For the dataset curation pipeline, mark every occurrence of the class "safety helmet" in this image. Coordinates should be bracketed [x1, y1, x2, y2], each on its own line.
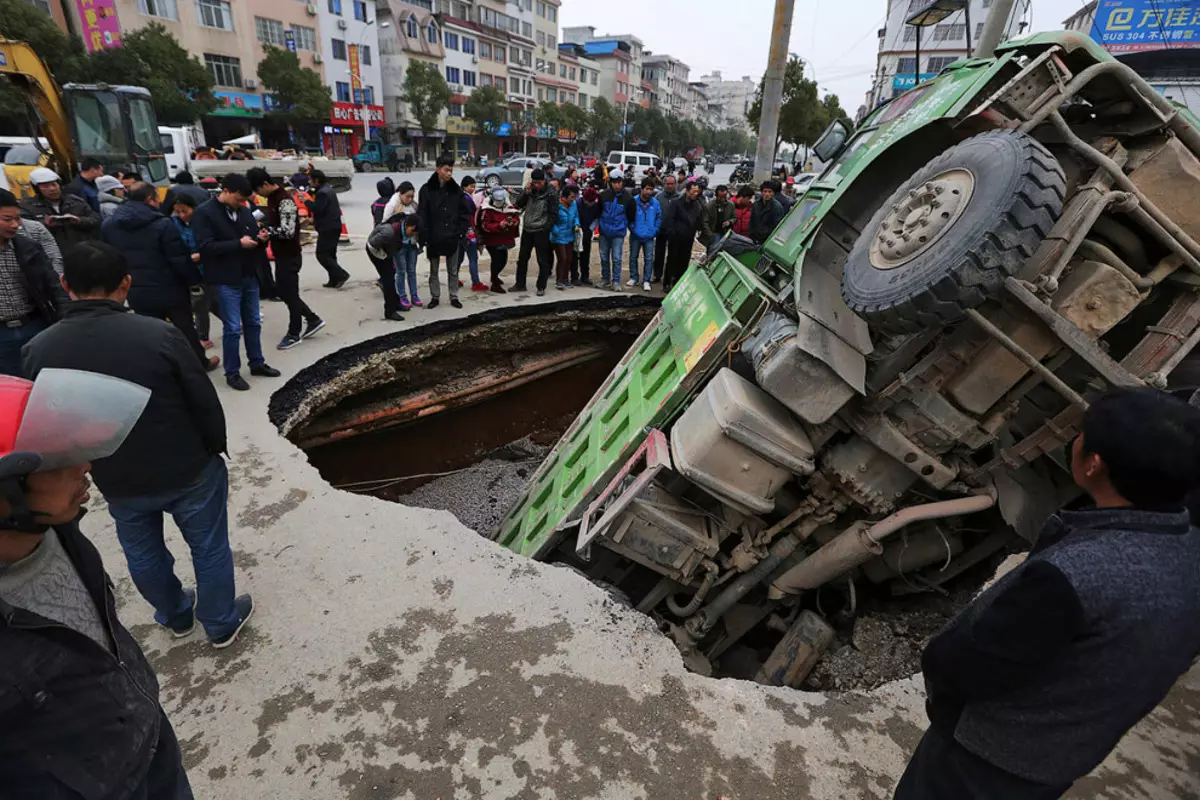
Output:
[29, 167, 61, 185]
[609, 170, 625, 182]
[0, 370, 149, 530]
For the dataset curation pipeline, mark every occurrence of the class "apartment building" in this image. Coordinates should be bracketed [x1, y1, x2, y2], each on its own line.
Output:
[867, 0, 1023, 109]
[317, 0, 384, 155]
[562, 26, 649, 108]
[642, 51, 689, 116]
[376, 0, 446, 159]
[698, 70, 756, 133]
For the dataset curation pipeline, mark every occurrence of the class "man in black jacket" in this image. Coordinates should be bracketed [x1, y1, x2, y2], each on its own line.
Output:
[306, 169, 350, 288]
[23, 241, 255, 651]
[65, 156, 105, 214]
[20, 167, 101, 252]
[191, 173, 282, 391]
[513, 167, 559, 294]
[101, 182, 216, 372]
[0, 365, 193, 799]
[417, 154, 471, 309]
[896, 387, 1200, 799]
[748, 181, 785, 244]
[0, 189, 68, 376]
[661, 182, 703, 293]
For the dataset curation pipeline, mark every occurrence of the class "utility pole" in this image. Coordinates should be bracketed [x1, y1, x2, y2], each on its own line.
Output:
[753, 0, 796, 185]
[974, 0, 1018, 57]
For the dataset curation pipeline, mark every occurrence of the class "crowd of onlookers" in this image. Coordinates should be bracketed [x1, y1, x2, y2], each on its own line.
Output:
[365, 155, 802, 309]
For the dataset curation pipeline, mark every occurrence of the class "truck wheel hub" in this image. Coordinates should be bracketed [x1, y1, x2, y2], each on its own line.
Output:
[869, 169, 975, 269]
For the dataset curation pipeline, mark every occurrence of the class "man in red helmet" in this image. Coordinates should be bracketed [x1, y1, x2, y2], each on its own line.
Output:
[0, 367, 195, 798]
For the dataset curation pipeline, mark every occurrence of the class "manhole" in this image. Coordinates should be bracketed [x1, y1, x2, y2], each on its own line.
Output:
[272, 297, 1005, 690]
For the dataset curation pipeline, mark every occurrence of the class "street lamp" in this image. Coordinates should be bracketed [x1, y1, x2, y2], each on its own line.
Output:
[905, 0, 968, 95]
[348, 20, 388, 149]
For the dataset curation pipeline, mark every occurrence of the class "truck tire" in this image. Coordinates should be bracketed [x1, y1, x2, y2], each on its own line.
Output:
[841, 131, 1066, 333]
[360, 161, 375, 173]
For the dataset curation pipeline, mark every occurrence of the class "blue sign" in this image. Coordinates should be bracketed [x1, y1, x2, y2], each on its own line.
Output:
[1093, 0, 1200, 52]
[284, 29, 296, 53]
[212, 90, 264, 118]
[893, 73, 937, 91]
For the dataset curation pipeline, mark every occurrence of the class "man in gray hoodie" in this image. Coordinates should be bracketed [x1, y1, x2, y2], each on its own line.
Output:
[653, 175, 681, 283]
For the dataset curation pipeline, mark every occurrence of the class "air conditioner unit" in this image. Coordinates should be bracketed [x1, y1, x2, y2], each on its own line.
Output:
[313, 53, 323, 64]
[337, 18, 348, 29]
[244, 78, 258, 89]
[305, 1, 316, 12]
[472, 55, 479, 63]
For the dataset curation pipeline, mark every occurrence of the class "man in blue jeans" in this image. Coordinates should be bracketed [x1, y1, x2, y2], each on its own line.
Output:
[191, 173, 282, 391]
[22, 240, 255, 649]
[596, 171, 635, 291]
[627, 178, 661, 291]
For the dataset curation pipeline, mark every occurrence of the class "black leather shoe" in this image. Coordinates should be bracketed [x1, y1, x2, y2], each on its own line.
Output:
[250, 364, 282, 378]
[226, 374, 250, 391]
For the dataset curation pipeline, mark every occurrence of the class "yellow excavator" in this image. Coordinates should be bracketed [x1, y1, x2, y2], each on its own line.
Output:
[0, 39, 167, 198]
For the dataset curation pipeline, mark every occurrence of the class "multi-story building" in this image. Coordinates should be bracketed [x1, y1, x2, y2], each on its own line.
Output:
[1063, 0, 1200, 110]
[318, 0, 384, 155]
[698, 71, 756, 133]
[642, 52, 689, 116]
[686, 81, 719, 127]
[377, 0, 446, 160]
[562, 26, 649, 108]
[439, 12, 484, 158]
[866, 0, 1024, 109]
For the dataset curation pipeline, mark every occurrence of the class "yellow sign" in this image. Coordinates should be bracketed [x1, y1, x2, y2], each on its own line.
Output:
[349, 44, 361, 91]
[445, 117, 478, 135]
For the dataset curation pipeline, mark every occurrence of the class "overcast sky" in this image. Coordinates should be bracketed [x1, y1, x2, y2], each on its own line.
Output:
[560, 0, 1085, 112]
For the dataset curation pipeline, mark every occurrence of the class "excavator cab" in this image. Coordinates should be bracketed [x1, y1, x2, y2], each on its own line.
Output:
[62, 84, 168, 184]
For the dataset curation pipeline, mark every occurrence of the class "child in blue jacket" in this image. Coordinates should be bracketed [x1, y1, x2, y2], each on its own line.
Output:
[550, 185, 581, 291]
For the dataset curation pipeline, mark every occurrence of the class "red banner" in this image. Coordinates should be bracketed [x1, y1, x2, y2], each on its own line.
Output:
[349, 44, 361, 91]
[331, 102, 386, 127]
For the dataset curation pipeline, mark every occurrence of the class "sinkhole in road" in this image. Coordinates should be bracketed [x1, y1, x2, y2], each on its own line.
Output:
[270, 295, 993, 691]
[269, 296, 658, 533]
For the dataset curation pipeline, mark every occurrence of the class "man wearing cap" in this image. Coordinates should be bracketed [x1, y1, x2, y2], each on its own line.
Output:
[0, 364, 195, 797]
[20, 167, 100, 252]
[95, 174, 127, 220]
[0, 189, 69, 377]
[24, 240, 254, 653]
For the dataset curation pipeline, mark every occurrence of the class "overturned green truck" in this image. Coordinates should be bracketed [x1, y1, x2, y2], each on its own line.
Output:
[493, 32, 1200, 684]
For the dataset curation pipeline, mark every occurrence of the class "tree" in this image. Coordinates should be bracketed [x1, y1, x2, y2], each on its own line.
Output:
[88, 24, 216, 123]
[586, 97, 621, 152]
[257, 46, 331, 124]
[747, 55, 837, 158]
[0, 0, 88, 82]
[464, 85, 508, 136]
[558, 103, 590, 144]
[401, 61, 451, 135]
[532, 100, 564, 131]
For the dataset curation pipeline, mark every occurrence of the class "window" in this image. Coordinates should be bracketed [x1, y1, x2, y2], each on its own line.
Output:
[896, 56, 917, 74]
[570, 67, 575, 80]
[327, 0, 340, 13]
[537, 87, 544, 101]
[353, 0, 366, 19]
[292, 24, 316, 51]
[975, 22, 984, 40]
[463, 70, 476, 87]
[927, 55, 958, 71]
[196, 0, 233, 29]
[903, 26, 918, 42]
[495, 46, 505, 62]
[332, 38, 347, 59]
[137, 0, 178, 21]
[480, 41, 491, 58]
[579, 92, 587, 109]
[932, 23, 965, 41]
[255, 17, 285, 46]
[462, 37, 475, 54]
[336, 81, 351, 102]
[546, 60, 555, 74]
[406, 15, 417, 37]
[448, 103, 464, 117]
[591, 71, 597, 85]
[427, 22, 438, 42]
[360, 44, 371, 64]
[536, 30, 545, 45]
[559, 64, 566, 77]
[481, 74, 492, 86]
[536, 0, 545, 15]
[548, 5, 555, 21]
[522, 21, 532, 37]
[446, 66, 460, 83]
[204, 53, 242, 87]
[444, 32, 458, 49]
[559, 89, 567, 103]
[548, 35, 555, 48]
[495, 77, 506, 92]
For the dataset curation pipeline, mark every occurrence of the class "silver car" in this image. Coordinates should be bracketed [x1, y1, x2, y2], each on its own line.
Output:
[477, 157, 549, 188]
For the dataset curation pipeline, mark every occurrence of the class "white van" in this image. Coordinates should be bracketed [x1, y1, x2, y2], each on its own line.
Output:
[606, 150, 663, 179]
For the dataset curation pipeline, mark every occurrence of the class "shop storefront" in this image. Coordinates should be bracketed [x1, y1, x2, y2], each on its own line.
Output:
[321, 102, 386, 157]
[202, 91, 263, 147]
[445, 117, 478, 159]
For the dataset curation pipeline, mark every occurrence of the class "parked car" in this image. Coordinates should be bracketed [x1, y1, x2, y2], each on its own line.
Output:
[476, 157, 550, 188]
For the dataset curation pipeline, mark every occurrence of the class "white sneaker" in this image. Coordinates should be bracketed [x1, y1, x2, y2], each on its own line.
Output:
[626, 278, 637, 286]
[643, 281, 651, 291]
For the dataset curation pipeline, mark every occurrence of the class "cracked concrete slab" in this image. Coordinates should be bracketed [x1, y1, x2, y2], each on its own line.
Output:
[85, 176, 1200, 799]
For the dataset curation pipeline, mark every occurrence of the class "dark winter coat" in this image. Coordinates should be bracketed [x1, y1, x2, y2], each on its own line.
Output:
[19, 190, 100, 251]
[191, 197, 264, 286]
[23, 299, 227, 497]
[0, 519, 163, 799]
[4, 235, 69, 323]
[418, 174, 471, 257]
[371, 177, 396, 226]
[663, 195, 703, 242]
[749, 197, 784, 243]
[65, 174, 100, 213]
[100, 200, 198, 310]
[161, 183, 210, 215]
[514, 184, 560, 233]
[308, 183, 342, 235]
[700, 197, 736, 246]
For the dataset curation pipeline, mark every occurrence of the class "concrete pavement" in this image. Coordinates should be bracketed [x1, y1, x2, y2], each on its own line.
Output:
[86, 174, 1200, 799]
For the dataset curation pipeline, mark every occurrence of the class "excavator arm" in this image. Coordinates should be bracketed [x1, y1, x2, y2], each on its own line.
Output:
[0, 39, 77, 181]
